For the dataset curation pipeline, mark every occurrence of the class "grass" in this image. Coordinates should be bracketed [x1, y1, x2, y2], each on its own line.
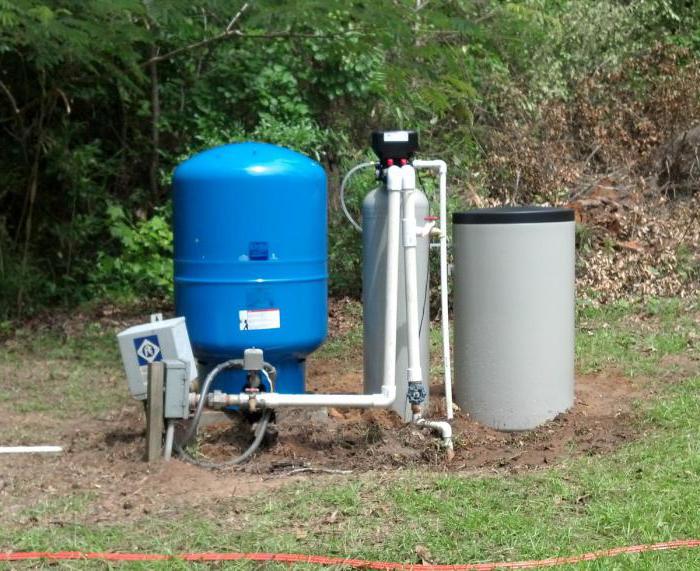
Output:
[315, 300, 364, 361]
[0, 297, 698, 569]
[576, 297, 696, 376]
[0, 321, 126, 418]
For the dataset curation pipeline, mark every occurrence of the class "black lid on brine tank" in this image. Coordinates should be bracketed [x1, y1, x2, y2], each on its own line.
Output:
[453, 206, 575, 225]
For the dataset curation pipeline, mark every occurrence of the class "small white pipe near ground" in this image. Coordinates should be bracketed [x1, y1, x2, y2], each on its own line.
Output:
[0, 446, 62, 454]
[412, 159, 454, 420]
[163, 420, 175, 461]
[413, 415, 454, 459]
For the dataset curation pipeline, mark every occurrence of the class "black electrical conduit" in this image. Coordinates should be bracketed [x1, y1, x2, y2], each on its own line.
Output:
[174, 359, 275, 469]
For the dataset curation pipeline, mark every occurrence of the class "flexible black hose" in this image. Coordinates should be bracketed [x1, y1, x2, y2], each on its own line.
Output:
[174, 358, 271, 468]
[174, 409, 272, 469]
[180, 359, 243, 446]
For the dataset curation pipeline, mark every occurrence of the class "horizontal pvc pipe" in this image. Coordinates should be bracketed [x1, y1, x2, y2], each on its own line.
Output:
[0, 446, 62, 454]
[260, 387, 397, 408]
[215, 387, 396, 409]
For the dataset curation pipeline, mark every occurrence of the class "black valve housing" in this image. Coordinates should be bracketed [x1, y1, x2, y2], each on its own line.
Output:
[371, 130, 419, 167]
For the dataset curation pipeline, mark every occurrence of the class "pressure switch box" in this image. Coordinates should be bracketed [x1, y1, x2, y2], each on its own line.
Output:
[164, 359, 191, 419]
[117, 317, 198, 400]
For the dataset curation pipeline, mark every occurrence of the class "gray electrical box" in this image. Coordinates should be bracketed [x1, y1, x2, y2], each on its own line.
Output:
[243, 348, 264, 371]
[164, 360, 191, 419]
[117, 317, 198, 400]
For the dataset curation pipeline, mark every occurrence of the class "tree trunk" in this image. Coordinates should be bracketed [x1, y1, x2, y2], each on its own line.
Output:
[149, 47, 160, 198]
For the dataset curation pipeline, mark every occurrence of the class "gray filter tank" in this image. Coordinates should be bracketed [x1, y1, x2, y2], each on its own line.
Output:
[453, 206, 576, 431]
[362, 187, 430, 421]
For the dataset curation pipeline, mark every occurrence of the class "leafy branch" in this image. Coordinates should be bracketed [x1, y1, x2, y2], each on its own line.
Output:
[144, 2, 250, 65]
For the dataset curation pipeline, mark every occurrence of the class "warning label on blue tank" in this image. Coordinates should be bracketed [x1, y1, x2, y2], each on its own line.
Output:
[239, 309, 280, 331]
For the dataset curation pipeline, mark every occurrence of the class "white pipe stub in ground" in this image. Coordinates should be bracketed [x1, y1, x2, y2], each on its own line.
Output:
[0, 446, 63, 454]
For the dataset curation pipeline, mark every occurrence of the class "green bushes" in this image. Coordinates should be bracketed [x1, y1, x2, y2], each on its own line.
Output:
[0, 0, 698, 316]
[89, 205, 173, 301]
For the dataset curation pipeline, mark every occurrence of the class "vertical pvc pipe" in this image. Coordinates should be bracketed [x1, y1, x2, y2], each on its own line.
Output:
[163, 420, 175, 461]
[401, 164, 423, 385]
[412, 159, 453, 420]
[382, 165, 403, 398]
[437, 164, 453, 419]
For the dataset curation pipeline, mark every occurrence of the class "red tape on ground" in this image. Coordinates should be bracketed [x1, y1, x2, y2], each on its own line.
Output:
[2, 540, 700, 569]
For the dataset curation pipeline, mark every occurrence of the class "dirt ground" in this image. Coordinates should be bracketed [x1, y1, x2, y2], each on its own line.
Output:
[1, 360, 645, 526]
[252, 368, 643, 473]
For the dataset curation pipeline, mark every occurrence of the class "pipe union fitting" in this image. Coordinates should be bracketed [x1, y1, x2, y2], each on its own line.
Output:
[207, 390, 229, 409]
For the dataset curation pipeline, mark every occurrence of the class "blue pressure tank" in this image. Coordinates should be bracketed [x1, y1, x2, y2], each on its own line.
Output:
[173, 142, 328, 395]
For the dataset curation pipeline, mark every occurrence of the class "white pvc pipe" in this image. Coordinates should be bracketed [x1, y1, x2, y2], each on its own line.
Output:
[412, 159, 454, 420]
[414, 416, 454, 458]
[401, 164, 423, 385]
[209, 385, 396, 409]
[163, 420, 175, 461]
[403, 165, 454, 451]
[0, 446, 62, 454]
[380, 164, 404, 403]
[256, 387, 396, 408]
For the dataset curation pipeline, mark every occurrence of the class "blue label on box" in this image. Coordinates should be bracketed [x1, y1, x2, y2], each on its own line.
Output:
[133, 335, 162, 366]
[249, 241, 269, 260]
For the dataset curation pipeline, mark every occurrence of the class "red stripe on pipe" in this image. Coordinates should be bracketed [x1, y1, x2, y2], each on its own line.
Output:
[2, 540, 700, 569]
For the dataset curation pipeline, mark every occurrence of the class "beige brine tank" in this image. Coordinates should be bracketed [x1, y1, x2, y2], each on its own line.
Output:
[452, 206, 576, 430]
